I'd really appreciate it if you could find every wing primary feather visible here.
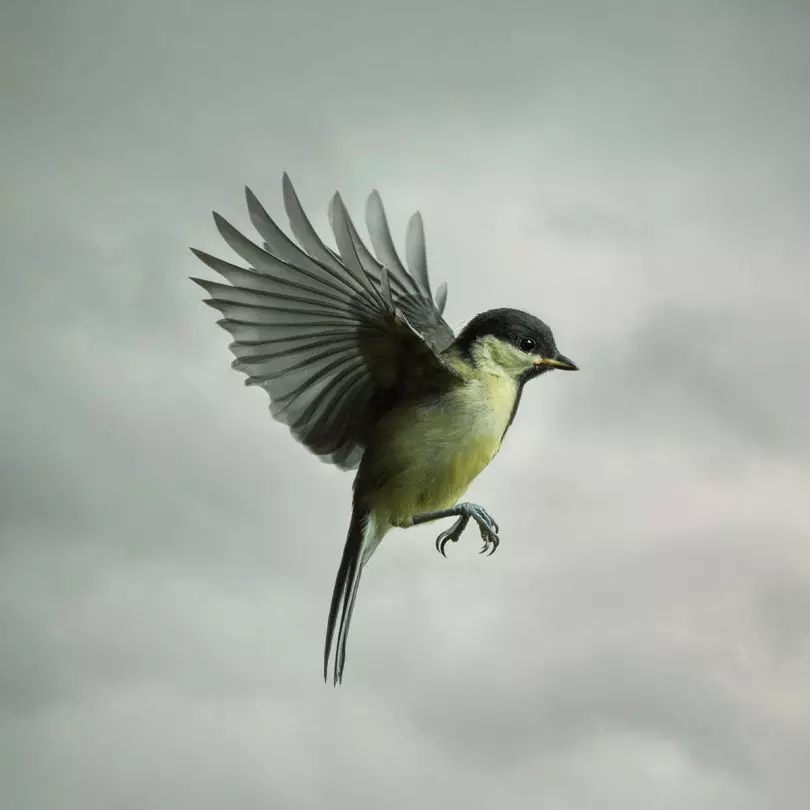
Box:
[380,267,394,308]
[434,281,448,314]
[190,249,380,319]
[210,314,360,331]
[405,211,432,296]
[195,281,357,315]
[246,185,389,318]
[434,281,447,315]
[335,194,414,301]
[328,194,392,312]
[228,332,357,359]
[324,506,367,684]
[231,334,358,364]
[240,194,369,300]
[244,186,313,264]
[191,277,363,316]
[204,291,345,316]
[365,191,420,296]
[202,293,362,322]
[281,173,347,269]
[244,186,351,281]
[342,235,396,317]
[202,299,362,324]
[233,342,357,380]
[210,214,370,306]
[217,320,360,343]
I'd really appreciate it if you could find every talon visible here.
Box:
[436,530,454,558]
[434,515,468,558]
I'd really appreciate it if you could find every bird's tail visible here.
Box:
[323,504,384,686]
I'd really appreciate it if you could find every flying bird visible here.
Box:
[190,174,578,685]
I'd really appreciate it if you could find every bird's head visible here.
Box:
[454,308,578,382]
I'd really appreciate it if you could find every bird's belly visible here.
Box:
[368,376,518,527]
[417,434,501,510]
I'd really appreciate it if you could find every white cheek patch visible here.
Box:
[503,345,537,375]
[474,337,536,377]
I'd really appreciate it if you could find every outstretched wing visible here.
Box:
[191,174,456,470]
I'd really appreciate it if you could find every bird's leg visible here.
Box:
[411,502,501,558]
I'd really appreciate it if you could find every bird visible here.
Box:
[190,173,578,686]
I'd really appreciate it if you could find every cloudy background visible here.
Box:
[2,0,809,807]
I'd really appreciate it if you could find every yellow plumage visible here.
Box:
[362,362,520,531]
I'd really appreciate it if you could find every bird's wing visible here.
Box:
[191,174,457,470]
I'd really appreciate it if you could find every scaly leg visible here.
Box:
[411,502,501,557]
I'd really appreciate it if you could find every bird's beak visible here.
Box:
[534,353,578,371]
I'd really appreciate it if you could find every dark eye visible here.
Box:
[518,337,536,353]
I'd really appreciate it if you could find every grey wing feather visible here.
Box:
[434,281,448,314]
[280,173,342,269]
[405,212,430,295]
[365,192,422,297]
[405,210,448,315]
[191,174,456,470]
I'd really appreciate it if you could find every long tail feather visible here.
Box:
[324,506,368,685]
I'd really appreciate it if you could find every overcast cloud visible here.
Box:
[2,0,809,808]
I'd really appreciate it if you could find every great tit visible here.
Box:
[190,174,578,685]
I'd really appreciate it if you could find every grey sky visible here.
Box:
[2,0,809,808]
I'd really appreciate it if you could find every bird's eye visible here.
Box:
[518,337,536,353]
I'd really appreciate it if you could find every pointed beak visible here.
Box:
[534,353,578,371]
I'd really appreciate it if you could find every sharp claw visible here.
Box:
[430,505,501,558]
[435,523,461,557]
[477,525,500,556]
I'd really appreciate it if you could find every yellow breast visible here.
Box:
[367,372,520,528]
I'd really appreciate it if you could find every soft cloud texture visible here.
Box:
[2,1,809,808]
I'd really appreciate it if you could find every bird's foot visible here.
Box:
[413,502,500,557]
[462,502,500,556]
